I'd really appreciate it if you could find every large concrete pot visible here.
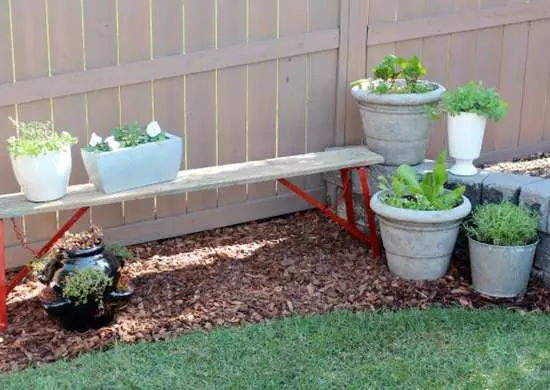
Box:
[370,191,472,281]
[82,133,183,194]
[469,237,538,298]
[351,80,445,166]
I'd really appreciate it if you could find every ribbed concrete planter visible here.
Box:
[370,191,472,281]
[351,80,445,166]
[82,133,183,194]
[469,237,538,298]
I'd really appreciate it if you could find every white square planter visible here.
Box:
[81,133,183,194]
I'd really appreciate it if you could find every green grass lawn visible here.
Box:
[2,308,550,389]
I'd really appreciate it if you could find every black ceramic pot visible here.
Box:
[41,244,133,332]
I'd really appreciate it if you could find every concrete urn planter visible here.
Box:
[469,238,538,298]
[351,80,445,166]
[370,191,472,281]
[10,149,72,202]
[82,133,183,194]
[448,113,487,176]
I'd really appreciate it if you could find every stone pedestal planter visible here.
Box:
[351,81,445,166]
[82,133,183,194]
[11,150,72,202]
[370,192,471,280]
[448,113,487,176]
[469,238,538,298]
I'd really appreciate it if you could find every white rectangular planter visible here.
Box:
[81,133,183,194]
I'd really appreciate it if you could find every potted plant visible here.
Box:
[5,117,77,202]
[37,225,134,331]
[350,55,445,166]
[370,152,471,280]
[82,121,183,193]
[465,202,539,298]
[430,81,508,176]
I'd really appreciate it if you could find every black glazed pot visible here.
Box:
[41,243,133,332]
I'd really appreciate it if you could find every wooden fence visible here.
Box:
[2,0,550,268]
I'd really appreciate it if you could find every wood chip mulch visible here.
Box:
[2,210,550,372]
[483,153,550,178]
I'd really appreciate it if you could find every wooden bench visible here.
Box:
[0,146,383,331]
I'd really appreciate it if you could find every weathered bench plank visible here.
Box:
[0,146,382,219]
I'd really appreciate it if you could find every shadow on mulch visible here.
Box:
[2,210,550,372]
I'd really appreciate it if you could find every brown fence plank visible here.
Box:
[395,0,426,58]
[12,0,57,244]
[153,0,187,219]
[49,0,91,232]
[519,19,550,146]
[247,0,278,201]
[84,0,123,229]
[278,0,308,193]
[217,0,247,206]
[185,0,218,212]
[118,0,155,224]
[306,0,339,188]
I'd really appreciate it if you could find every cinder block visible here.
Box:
[482,172,542,205]
[446,171,490,208]
[519,180,550,233]
[534,232,550,272]
[323,165,397,196]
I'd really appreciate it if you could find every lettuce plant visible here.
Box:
[351,54,432,94]
[378,152,465,211]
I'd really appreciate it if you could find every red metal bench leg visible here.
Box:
[357,167,381,257]
[340,168,356,228]
[1,219,7,332]
[7,207,90,294]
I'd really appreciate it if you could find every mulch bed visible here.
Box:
[482,152,550,178]
[2,210,550,372]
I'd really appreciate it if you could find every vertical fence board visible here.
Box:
[49,0,90,232]
[217,0,247,206]
[496,23,528,151]
[247,0,277,200]
[395,0,426,58]
[519,19,550,146]
[475,27,503,153]
[306,0,339,188]
[12,0,57,243]
[118,0,155,224]
[153,0,187,218]
[185,0,217,212]
[84,0,123,229]
[278,0,308,193]
[366,0,396,72]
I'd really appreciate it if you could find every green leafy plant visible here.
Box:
[351,54,432,94]
[106,243,132,260]
[62,268,113,306]
[378,151,465,211]
[85,121,168,153]
[427,81,508,121]
[465,202,539,247]
[6,117,77,158]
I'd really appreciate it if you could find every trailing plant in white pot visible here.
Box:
[82,121,183,194]
[429,82,508,176]
[6,118,77,202]
[350,55,445,166]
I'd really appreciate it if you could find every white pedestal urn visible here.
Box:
[447,113,488,177]
[11,150,73,202]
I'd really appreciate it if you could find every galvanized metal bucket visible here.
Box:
[469,237,539,298]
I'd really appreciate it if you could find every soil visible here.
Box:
[2,210,550,372]
[482,153,550,178]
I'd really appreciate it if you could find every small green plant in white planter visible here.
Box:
[465,202,539,298]
[6,118,77,202]
[370,152,471,280]
[350,55,445,166]
[82,121,183,194]
[429,82,508,176]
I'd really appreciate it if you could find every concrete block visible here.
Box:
[534,232,550,271]
[482,172,542,205]
[445,170,490,208]
[531,268,550,288]
[323,165,397,196]
[519,180,550,233]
